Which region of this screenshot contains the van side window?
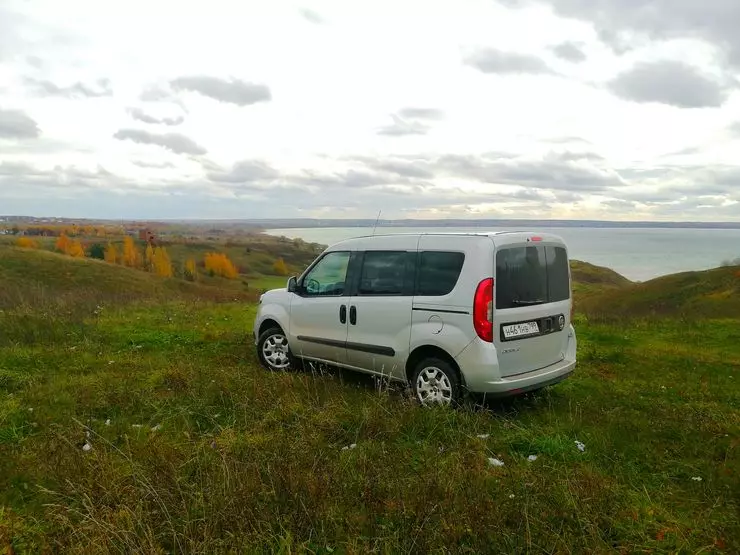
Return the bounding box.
[416,251,465,296]
[358,251,406,296]
[301,251,350,296]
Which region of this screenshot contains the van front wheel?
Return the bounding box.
[257,327,294,371]
[412,358,461,407]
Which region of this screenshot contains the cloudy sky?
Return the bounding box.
[1,0,739,221]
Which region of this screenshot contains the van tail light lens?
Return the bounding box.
[473,278,494,342]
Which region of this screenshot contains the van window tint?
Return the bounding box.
[546,246,570,302]
[496,245,569,309]
[359,251,407,295]
[416,251,465,296]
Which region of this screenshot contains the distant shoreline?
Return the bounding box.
[3,216,740,230]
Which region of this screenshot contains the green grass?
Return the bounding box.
[0,247,738,553]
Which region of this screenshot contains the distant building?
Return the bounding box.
[138,228,157,244]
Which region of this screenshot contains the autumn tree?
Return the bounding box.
[16,237,39,249]
[152,247,173,278]
[55,233,71,254]
[145,243,155,271]
[122,236,142,268]
[67,240,85,258]
[184,259,198,281]
[272,257,289,276]
[104,243,119,264]
[204,252,239,279]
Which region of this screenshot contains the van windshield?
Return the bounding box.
[495,245,569,309]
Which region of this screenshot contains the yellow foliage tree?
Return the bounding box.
[55,233,71,254]
[122,236,142,268]
[145,243,154,270]
[273,257,289,276]
[184,259,198,281]
[204,252,239,279]
[152,247,173,278]
[16,237,39,249]
[67,240,85,258]
[104,243,119,264]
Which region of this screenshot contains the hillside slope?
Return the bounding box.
[0,246,251,309]
[579,264,740,318]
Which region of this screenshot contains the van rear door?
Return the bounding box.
[493,240,571,378]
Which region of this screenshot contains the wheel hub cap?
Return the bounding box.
[262,334,291,369]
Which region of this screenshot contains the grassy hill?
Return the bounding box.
[579,264,740,319]
[0,247,738,552]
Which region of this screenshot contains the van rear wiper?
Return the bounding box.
[511,299,545,306]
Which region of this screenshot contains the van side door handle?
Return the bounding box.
[349,305,357,325]
[339,304,347,324]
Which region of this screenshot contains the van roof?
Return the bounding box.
[326,230,567,250]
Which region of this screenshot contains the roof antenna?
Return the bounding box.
[372,210,381,235]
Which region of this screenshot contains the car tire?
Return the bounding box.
[257,327,296,371]
[411,357,462,407]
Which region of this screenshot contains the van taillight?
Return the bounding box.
[473,278,494,342]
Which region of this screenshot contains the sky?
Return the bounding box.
[1,0,739,221]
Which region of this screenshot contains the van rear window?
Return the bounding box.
[496,246,569,309]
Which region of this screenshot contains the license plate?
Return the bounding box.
[502,321,540,339]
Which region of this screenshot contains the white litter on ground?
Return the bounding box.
[575,441,586,452]
[527,455,538,462]
[476,434,490,439]
[132,424,143,429]
[341,443,357,451]
[105,419,111,426]
[691,476,703,482]
[151,424,162,431]
[488,457,505,467]
[508,494,515,499]
[82,442,92,452]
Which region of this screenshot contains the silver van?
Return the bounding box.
[253,232,577,405]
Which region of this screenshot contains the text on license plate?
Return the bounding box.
[502,321,540,339]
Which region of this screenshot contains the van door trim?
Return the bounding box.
[297,336,395,357]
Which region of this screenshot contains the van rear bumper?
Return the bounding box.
[455,325,577,396]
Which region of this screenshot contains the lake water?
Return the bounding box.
[264,226,740,282]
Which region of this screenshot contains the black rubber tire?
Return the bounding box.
[256,327,297,371]
[411,357,462,407]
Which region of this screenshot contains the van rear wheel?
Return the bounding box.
[412,358,461,407]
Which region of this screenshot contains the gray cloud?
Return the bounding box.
[549,150,605,163]
[432,153,622,192]
[170,76,271,106]
[113,128,207,155]
[25,77,112,98]
[608,61,729,108]
[206,160,280,183]
[0,108,41,139]
[398,107,444,120]
[464,48,555,75]
[132,160,176,169]
[505,0,740,70]
[363,159,436,179]
[128,107,184,126]
[552,41,587,63]
[377,114,431,137]
[299,8,324,24]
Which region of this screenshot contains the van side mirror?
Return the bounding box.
[287,276,298,293]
